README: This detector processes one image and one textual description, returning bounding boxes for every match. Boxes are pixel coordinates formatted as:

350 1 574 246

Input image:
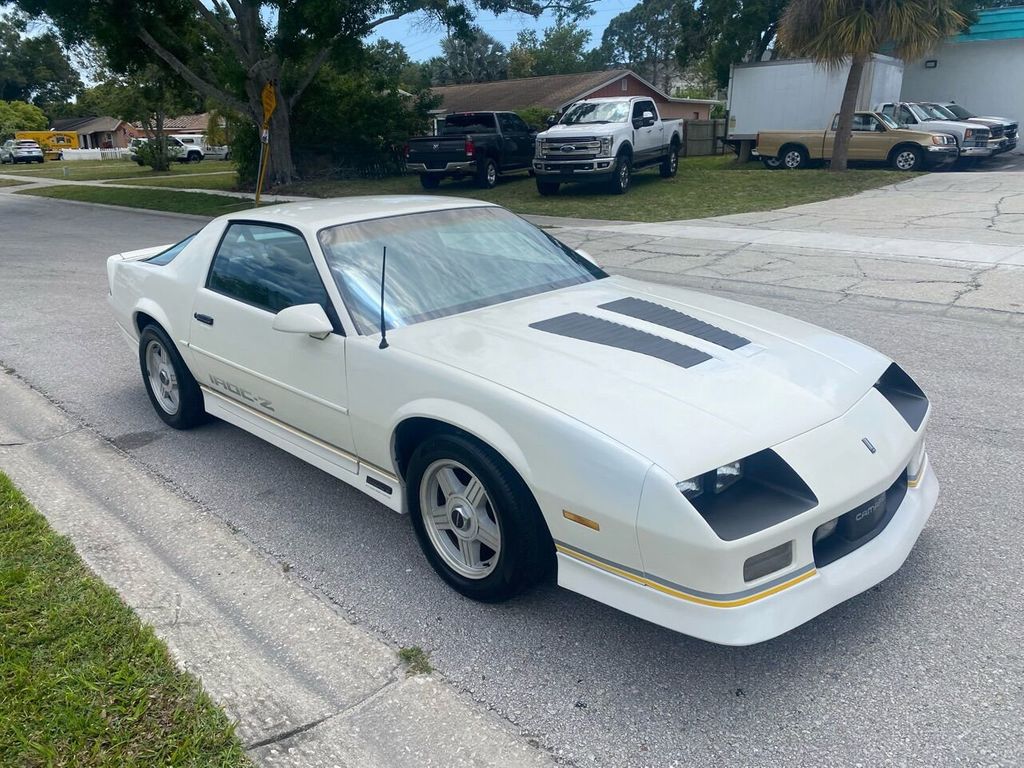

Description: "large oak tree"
18 0 592 184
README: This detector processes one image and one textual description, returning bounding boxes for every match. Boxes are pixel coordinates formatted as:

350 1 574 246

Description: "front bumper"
959 145 994 158
558 458 937 645
532 157 616 177
406 161 475 174
926 145 959 164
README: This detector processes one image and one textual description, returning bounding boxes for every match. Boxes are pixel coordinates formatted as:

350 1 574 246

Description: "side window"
632 100 656 120
498 113 515 134
851 115 871 132
897 106 914 124
207 223 329 314
510 114 531 133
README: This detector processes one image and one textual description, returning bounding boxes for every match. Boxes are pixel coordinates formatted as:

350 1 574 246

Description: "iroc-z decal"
208 374 274 412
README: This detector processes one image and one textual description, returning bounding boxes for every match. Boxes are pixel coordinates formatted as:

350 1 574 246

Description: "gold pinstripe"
555 543 817 608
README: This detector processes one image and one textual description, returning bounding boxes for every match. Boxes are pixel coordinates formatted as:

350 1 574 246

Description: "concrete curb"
0 371 560 768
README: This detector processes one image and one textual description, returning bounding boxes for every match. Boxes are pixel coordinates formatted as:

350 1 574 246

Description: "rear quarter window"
145 234 197 265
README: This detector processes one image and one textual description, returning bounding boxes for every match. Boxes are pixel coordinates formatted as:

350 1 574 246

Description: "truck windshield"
561 101 629 125
922 104 955 120
878 113 899 129
442 114 497 134
942 103 975 120
318 206 605 334
907 104 938 122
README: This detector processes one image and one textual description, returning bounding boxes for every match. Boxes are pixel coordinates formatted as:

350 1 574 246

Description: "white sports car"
106 197 937 645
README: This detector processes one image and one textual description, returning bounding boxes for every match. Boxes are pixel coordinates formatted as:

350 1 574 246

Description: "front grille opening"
813 470 908 568
874 363 928 431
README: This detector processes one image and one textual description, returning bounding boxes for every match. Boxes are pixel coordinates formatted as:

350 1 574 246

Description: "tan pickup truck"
756 112 959 171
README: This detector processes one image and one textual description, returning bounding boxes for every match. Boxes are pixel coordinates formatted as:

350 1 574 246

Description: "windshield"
442 113 496 134
561 101 629 125
906 104 936 122
940 103 972 119
318 206 605 334
922 104 955 120
878 113 899 129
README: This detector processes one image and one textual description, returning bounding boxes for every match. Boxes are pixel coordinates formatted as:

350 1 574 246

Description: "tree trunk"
264 102 294 187
245 72 296 187
831 54 867 173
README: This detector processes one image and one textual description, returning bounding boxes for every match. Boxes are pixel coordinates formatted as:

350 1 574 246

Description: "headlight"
600 136 612 156
676 460 744 500
931 135 953 145
535 140 543 158
964 128 975 138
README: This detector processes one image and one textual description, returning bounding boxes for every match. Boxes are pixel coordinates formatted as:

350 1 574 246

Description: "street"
1 191 1021 766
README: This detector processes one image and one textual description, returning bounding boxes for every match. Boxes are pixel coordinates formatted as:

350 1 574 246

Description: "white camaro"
107 197 937 645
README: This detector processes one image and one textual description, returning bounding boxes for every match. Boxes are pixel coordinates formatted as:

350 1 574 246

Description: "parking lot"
0 182 1021 766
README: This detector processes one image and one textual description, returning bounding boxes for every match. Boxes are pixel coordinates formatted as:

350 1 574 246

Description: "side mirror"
272 303 333 339
545 115 557 127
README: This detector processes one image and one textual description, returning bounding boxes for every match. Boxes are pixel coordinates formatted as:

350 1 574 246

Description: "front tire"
891 146 923 171
407 433 553 602
536 179 559 196
138 325 205 430
608 149 632 194
761 155 783 170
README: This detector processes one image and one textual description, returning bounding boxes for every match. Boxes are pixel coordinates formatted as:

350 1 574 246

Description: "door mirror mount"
272 303 333 339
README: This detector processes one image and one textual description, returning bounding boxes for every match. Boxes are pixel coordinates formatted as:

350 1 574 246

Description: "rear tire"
407 433 553 602
780 145 809 170
419 173 442 190
536 179 560 196
476 157 498 189
138 324 206 430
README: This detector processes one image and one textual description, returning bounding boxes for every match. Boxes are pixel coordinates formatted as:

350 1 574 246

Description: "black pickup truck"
405 111 537 190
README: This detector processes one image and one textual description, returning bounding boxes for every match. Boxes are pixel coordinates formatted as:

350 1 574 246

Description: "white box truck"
726 54 905 156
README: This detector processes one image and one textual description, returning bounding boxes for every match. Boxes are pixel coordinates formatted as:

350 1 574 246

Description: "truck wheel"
536 180 559 196
761 155 783 170
608 149 632 194
420 174 442 190
476 158 498 189
781 145 808 170
891 146 923 171
660 142 679 178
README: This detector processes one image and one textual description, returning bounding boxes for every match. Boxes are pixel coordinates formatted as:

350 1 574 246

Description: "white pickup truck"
532 97 683 195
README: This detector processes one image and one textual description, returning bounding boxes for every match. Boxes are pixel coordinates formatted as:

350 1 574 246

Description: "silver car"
0 139 44 164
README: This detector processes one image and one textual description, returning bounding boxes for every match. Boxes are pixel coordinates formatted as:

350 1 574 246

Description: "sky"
367 0 639 62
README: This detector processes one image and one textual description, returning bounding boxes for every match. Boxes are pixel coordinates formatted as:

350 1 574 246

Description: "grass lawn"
0 178 28 187
0 159 237 182
281 155 915 222
17 185 254 216
109 171 239 191
0 473 248 767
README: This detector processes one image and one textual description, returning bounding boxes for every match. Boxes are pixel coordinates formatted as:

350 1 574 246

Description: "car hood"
923 118 986 135
389 276 890 478
540 123 621 138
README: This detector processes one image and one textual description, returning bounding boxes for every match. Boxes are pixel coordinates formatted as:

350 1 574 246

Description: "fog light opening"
813 518 838 545
743 541 793 583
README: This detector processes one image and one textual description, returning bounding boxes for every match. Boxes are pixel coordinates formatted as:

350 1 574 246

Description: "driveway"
548 159 1024 316
0 186 1021 767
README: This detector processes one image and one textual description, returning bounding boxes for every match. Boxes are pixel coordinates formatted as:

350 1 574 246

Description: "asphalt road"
1 194 1021 767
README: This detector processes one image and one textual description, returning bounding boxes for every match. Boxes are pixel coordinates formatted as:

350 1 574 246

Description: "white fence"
60 148 134 161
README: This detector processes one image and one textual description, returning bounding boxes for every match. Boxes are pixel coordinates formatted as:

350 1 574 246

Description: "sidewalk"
0 371 558 768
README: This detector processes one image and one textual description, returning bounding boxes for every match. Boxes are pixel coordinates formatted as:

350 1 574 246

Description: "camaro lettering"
209 374 274 412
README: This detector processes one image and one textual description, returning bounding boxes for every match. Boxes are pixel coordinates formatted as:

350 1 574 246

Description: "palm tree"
779 0 967 172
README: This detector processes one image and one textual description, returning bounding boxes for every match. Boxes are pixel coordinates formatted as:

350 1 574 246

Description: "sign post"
254 81 277 207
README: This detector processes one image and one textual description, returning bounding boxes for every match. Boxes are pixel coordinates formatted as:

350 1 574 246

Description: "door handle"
194 313 214 326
